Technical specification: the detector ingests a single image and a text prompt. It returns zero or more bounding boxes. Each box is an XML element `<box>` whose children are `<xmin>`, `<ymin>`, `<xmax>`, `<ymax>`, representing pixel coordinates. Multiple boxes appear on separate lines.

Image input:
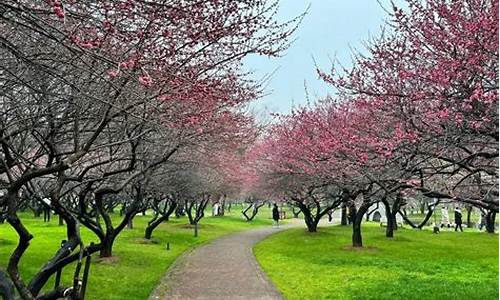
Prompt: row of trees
<box><xmin>240</xmin><ymin>0</ymin><xmax>498</xmax><ymax>246</ymax></box>
<box><xmin>0</xmin><ymin>1</ymin><xmax>302</xmax><ymax>299</ymax></box>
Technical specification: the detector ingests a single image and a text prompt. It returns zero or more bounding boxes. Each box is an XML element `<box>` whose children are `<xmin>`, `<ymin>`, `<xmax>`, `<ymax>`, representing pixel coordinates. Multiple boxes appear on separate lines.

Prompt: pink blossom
<box><xmin>53</xmin><ymin>6</ymin><xmax>65</xmax><ymax>19</ymax></box>
<box><xmin>138</xmin><ymin>75</ymin><xmax>153</xmax><ymax>87</ymax></box>
<box><xmin>107</xmin><ymin>69</ymin><xmax>119</xmax><ymax>79</ymax></box>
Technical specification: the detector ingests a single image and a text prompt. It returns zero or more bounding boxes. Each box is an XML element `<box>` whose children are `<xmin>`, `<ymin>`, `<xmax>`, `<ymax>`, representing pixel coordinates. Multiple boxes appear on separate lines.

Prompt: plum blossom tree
<box><xmin>319</xmin><ymin>0</ymin><xmax>498</xmax><ymax>221</ymax></box>
<box><xmin>249</xmin><ymin>0</ymin><xmax>497</xmax><ymax>246</ymax></box>
<box><xmin>0</xmin><ymin>0</ymin><xmax>302</xmax><ymax>298</ymax></box>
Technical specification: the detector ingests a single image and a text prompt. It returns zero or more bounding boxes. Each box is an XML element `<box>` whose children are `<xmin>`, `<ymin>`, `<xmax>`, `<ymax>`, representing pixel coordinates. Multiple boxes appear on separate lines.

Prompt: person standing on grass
<box><xmin>272</xmin><ymin>203</ymin><xmax>280</xmax><ymax>227</ymax></box>
<box><xmin>440</xmin><ymin>206</ymin><xmax>450</xmax><ymax>228</ymax></box>
<box><xmin>454</xmin><ymin>207</ymin><xmax>463</xmax><ymax>232</ymax></box>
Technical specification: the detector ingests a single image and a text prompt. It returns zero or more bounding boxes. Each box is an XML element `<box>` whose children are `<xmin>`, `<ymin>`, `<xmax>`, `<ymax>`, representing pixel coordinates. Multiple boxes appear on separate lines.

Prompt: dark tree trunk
<box><xmin>186</xmin><ymin>202</ymin><xmax>195</xmax><ymax>225</ymax></box>
<box><xmin>292</xmin><ymin>206</ymin><xmax>301</xmax><ymax>218</ymax></box>
<box><xmin>466</xmin><ymin>206</ymin><xmax>473</xmax><ymax>228</ymax></box>
<box><xmin>0</xmin><ymin>268</ymin><xmax>15</xmax><ymax>300</ymax></box>
<box><xmin>399</xmin><ymin>199</ymin><xmax>439</xmax><ymax>229</ymax></box>
<box><xmin>219</xmin><ymin>195</ymin><xmax>226</xmax><ymax>216</ymax></box>
<box><xmin>144</xmin><ymin>201</ymin><xmax>176</xmax><ymax>239</ymax></box>
<box><xmin>185</xmin><ymin>197</ymin><xmax>209</xmax><ymax>229</ymax></box>
<box><xmin>127</xmin><ymin>218</ymin><xmax>133</xmax><ymax>229</ymax></box>
<box><xmin>58</xmin><ymin>214</ymin><xmax>64</xmax><ymax>226</ymax></box>
<box><xmin>352</xmin><ymin>204</ymin><xmax>369</xmax><ymax>248</ymax></box>
<box><xmin>241</xmin><ymin>202</ymin><xmax>264</xmax><ymax>221</ymax></box>
<box><xmin>303</xmin><ymin>208</ymin><xmax>319</xmax><ymax>233</ymax></box>
<box><xmin>381</xmin><ymin>198</ymin><xmax>398</xmax><ymax>238</ymax></box>
<box><xmin>99</xmin><ymin>234</ymin><xmax>116</xmax><ymax>258</ymax></box>
<box><xmin>4</xmin><ymin>190</ymin><xmax>37</xmax><ymax>300</ymax></box>
<box><xmin>43</xmin><ymin>208</ymin><xmax>51</xmax><ymax>222</ymax></box>
<box><xmin>93</xmin><ymin>191</ymin><xmax>139</xmax><ymax>258</ymax></box>
<box><xmin>144</xmin><ymin>226</ymin><xmax>154</xmax><ymax>240</ymax></box>
<box><xmin>28</xmin><ymin>204</ymin><xmax>81</xmax><ymax>296</ymax></box>
<box><xmin>348</xmin><ymin>204</ymin><xmax>356</xmax><ymax>225</ymax></box>
<box><xmin>340</xmin><ymin>204</ymin><xmax>347</xmax><ymax>225</ymax></box>
<box><xmin>386</xmin><ymin>215</ymin><xmax>395</xmax><ymax>238</ymax></box>
<box><xmin>295</xmin><ymin>199</ymin><xmax>337</xmax><ymax>233</ymax></box>
<box><xmin>486</xmin><ymin>211</ymin><xmax>496</xmax><ymax>233</ymax></box>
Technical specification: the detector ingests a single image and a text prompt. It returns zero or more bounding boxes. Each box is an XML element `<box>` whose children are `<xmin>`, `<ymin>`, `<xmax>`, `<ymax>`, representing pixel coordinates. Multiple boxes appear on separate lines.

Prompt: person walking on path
<box><xmin>272</xmin><ymin>203</ymin><xmax>280</xmax><ymax>227</ymax></box>
<box><xmin>454</xmin><ymin>207</ymin><xmax>463</xmax><ymax>232</ymax></box>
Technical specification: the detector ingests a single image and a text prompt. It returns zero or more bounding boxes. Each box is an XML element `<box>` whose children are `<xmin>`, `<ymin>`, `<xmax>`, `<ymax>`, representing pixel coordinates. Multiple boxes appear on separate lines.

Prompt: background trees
<box><xmin>242</xmin><ymin>0</ymin><xmax>498</xmax><ymax>247</ymax></box>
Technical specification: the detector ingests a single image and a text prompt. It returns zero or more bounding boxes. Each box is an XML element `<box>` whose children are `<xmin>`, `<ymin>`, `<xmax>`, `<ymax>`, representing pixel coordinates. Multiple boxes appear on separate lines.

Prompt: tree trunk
<box><xmin>486</xmin><ymin>211</ymin><xmax>496</xmax><ymax>233</ymax></box>
<box><xmin>352</xmin><ymin>204</ymin><xmax>369</xmax><ymax>247</ymax></box>
<box><xmin>340</xmin><ymin>204</ymin><xmax>347</xmax><ymax>225</ymax></box>
<box><xmin>144</xmin><ymin>224</ymin><xmax>155</xmax><ymax>240</ymax></box>
<box><xmin>144</xmin><ymin>202</ymin><xmax>176</xmax><ymax>239</ymax></box>
<box><xmin>0</xmin><ymin>268</ymin><xmax>15</xmax><ymax>300</ymax></box>
<box><xmin>466</xmin><ymin>206</ymin><xmax>473</xmax><ymax>228</ymax></box>
<box><xmin>304</xmin><ymin>211</ymin><xmax>318</xmax><ymax>233</ymax></box>
<box><xmin>386</xmin><ymin>214</ymin><xmax>395</xmax><ymax>238</ymax></box>
<box><xmin>43</xmin><ymin>208</ymin><xmax>50</xmax><ymax>222</ymax></box>
<box><xmin>219</xmin><ymin>196</ymin><xmax>225</xmax><ymax>216</ymax></box>
<box><xmin>381</xmin><ymin>199</ymin><xmax>394</xmax><ymax>238</ymax></box>
<box><xmin>352</xmin><ymin>226</ymin><xmax>362</xmax><ymax>247</ymax></box>
<box><xmin>58</xmin><ymin>214</ymin><xmax>64</xmax><ymax>226</ymax></box>
<box><xmin>242</xmin><ymin>203</ymin><xmax>263</xmax><ymax>221</ymax></box>
<box><xmin>186</xmin><ymin>202</ymin><xmax>195</xmax><ymax>225</ymax></box>
<box><xmin>99</xmin><ymin>234</ymin><xmax>115</xmax><ymax>258</ymax></box>
<box><xmin>27</xmin><ymin>206</ymin><xmax>81</xmax><ymax>296</ymax></box>
<box><xmin>400</xmin><ymin>200</ymin><xmax>439</xmax><ymax>229</ymax></box>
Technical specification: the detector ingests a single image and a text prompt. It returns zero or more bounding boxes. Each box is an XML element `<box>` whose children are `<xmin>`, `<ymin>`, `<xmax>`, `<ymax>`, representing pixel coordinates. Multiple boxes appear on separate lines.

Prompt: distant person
<box><xmin>454</xmin><ymin>207</ymin><xmax>463</xmax><ymax>232</ymax></box>
<box><xmin>272</xmin><ymin>203</ymin><xmax>280</xmax><ymax>227</ymax></box>
<box><xmin>212</xmin><ymin>202</ymin><xmax>220</xmax><ymax>216</ymax></box>
<box><xmin>440</xmin><ymin>206</ymin><xmax>450</xmax><ymax>228</ymax></box>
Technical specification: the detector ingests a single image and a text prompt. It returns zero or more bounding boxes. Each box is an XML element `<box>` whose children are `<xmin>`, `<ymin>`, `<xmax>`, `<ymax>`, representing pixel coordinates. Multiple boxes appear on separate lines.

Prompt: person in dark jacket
<box><xmin>272</xmin><ymin>203</ymin><xmax>280</xmax><ymax>227</ymax></box>
<box><xmin>454</xmin><ymin>207</ymin><xmax>463</xmax><ymax>232</ymax></box>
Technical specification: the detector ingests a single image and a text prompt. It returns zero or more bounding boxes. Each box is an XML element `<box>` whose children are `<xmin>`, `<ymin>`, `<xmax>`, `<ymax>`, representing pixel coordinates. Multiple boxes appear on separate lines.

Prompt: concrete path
<box><xmin>148</xmin><ymin>223</ymin><xmax>297</xmax><ymax>300</ymax></box>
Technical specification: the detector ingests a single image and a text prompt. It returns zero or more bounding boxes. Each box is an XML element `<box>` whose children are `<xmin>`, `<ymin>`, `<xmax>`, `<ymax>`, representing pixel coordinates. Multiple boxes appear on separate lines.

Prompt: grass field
<box><xmin>0</xmin><ymin>204</ymin><xmax>282</xmax><ymax>300</ymax></box>
<box><xmin>254</xmin><ymin>224</ymin><xmax>499</xmax><ymax>300</ymax></box>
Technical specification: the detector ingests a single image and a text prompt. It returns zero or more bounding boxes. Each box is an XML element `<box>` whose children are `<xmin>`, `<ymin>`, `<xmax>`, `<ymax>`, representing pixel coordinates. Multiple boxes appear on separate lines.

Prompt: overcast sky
<box><xmin>245</xmin><ymin>0</ymin><xmax>396</xmax><ymax>117</ymax></box>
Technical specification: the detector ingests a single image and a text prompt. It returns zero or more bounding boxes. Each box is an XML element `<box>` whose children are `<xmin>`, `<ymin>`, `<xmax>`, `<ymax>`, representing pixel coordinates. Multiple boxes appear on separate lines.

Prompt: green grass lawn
<box><xmin>254</xmin><ymin>224</ymin><xmax>499</xmax><ymax>300</ymax></box>
<box><xmin>0</xmin><ymin>206</ymin><xmax>279</xmax><ymax>300</ymax></box>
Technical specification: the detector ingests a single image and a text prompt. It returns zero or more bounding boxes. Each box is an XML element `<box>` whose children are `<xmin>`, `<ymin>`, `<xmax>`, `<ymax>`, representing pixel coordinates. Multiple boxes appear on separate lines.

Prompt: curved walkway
<box><xmin>148</xmin><ymin>223</ymin><xmax>299</xmax><ymax>300</ymax></box>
